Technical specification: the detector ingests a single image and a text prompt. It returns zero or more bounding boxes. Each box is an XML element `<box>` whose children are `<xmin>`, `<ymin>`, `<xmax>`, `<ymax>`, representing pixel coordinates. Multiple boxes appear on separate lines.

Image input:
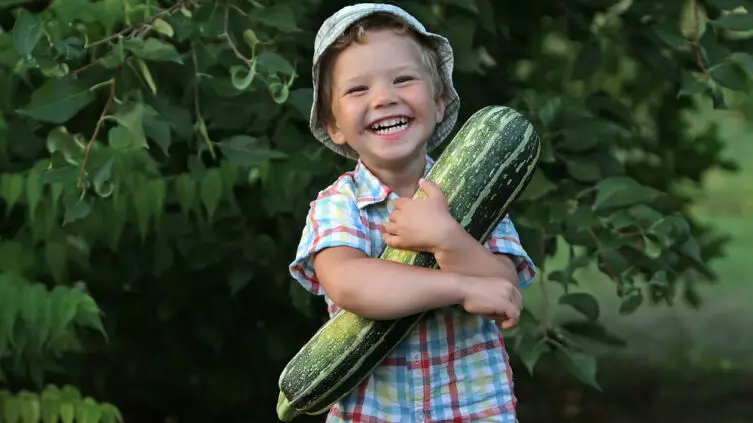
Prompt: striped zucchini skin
<box><xmin>277</xmin><ymin>105</ymin><xmax>541</xmax><ymax>421</ymax></box>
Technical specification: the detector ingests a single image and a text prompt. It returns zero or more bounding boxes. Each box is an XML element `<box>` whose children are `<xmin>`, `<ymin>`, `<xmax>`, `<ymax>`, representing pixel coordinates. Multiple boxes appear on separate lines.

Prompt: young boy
<box><xmin>289</xmin><ymin>3</ymin><xmax>536</xmax><ymax>422</ymax></box>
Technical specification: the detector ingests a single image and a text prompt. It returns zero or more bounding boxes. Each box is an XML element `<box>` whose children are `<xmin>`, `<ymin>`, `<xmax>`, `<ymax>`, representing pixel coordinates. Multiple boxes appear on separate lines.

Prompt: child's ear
<box><xmin>325</xmin><ymin>121</ymin><xmax>347</xmax><ymax>146</ymax></box>
<box><xmin>435</xmin><ymin>94</ymin><xmax>446</xmax><ymax>122</ymax></box>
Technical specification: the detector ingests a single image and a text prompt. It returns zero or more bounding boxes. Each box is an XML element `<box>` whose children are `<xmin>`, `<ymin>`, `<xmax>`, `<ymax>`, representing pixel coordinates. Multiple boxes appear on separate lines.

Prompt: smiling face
<box><xmin>323</xmin><ymin>28</ymin><xmax>446</xmax><ymax>171</ymax></box>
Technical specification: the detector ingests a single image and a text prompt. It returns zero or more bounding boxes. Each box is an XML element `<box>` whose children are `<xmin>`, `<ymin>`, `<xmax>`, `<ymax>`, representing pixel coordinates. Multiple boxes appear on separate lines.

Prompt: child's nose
<box><xmin>370</xmin><ymin>81</ymin><xmax>399</xmax><ymax>108</ymax></box>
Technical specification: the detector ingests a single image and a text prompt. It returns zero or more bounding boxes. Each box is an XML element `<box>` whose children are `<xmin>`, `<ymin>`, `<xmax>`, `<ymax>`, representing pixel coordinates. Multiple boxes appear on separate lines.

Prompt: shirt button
<box><xmin>411</xmin><ymin>352</ymin><xmax>420</xmax><ymax>362</ymax></box>
<box><xmin>415</xmin><ymin>411</ymin><xmax>424</xmax><ymax>421</ymax></box>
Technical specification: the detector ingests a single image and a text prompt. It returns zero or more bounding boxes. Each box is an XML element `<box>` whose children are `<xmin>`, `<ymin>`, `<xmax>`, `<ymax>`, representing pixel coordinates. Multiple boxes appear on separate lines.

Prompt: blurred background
<box><xmin>0</xmin><ymin>0</ymin><xmax>751</xmax><ymax>422</ymax></box>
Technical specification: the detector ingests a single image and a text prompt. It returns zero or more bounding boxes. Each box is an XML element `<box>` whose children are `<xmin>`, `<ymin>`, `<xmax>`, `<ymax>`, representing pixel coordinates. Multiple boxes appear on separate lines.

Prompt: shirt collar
<box><xmin>354</xmin><ymin>155</ymin><xmax>435</xmax><ymax>209</ymax></box>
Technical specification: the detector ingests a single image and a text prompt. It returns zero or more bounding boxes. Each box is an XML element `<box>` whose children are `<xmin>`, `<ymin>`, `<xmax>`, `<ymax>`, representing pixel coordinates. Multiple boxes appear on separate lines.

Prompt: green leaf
<box><xmin>269</xmin><ymin>82</ymin><xmax>289</xmax><ymax>104</ymax></box>
<box><xmin>655</xmin><ymin>28</ymin><xmax>689</xmax><ymax>48</ymax></box>
<box><xmin>123</xmin><ymin>38</ymin><xmax>183</xmax><ymax>63</ymax></box>
<box><xmin>136</xmin><ymin>58</ymin><xmax>158</xmax><ymax>94</ymax></box>
<box><xmin>252</xmin><ymin>5</ymin><xmax>300</xmax><ymax>32</ymax></box>
<box><xmin>572</xmin><ymin>40</ymin><xmax>601</xmax><ymax>80</ymax></box>
<box><xmin>92</xmin><ymin>157</ymin><xmax>115</xmax><ymax>197</ymax></box>
<box><xmin>710</xmin><ymin>62</ymin><xmax>748</xmax><ymax>91</ymax></box>
<box><xmin>174</xmin><ymin>173</ymin><xmax>196</xmax><ymax>217</ymax></box>
<box><xmin>108</xmin><ymin>102</ymin><xmax>147</xmax><ymax>149</ymax></box>
<box><xmin>2</xmin><ymin>393</ymin><xmax>22</xmax><ymax>423</ymax></box>
<box><xmin>20</xmin><ymin>391</ymin><xmax>41</xmax><ymax>423</ymax></box>
<box><xmin>48</xmin><ymin>285</ymin><xmax>80</xmax><ymax>339</ymax></box>
<box><xmin>228</xmin><ymin>267</ymin><xmax>254</xmax><ymax>295</ymax></box>
<box><xmin>18</xmin><ymin>282</ymin><xmax>47</xmax><ymax>349</ymax></box>
<box><xmin>243</xmin><ymin>29</ymin><xmax>260</xmax><ymax>49</ymax></box>
<box><xmin>99</xmin><ymin>403</ymin><xmax>124</xmax><ymax>423</ymax></box>
<box><xmin>26</xmin><ymin>164</ymin><xmax>43</xmax><ymax>219</ymax></box>
<box><xmin>712</xmin><ymin>84</ymin><xmax>727</xmax><ymax>109</ymax></box>
<box><xmin>619</xmin><ymin>290</ymin><xmax>643</xmax><ymax>314</ymax></box>
<box><xmin>709</xmin><ymin>0</ymin><xmax>749</xmax><ymax>9</ymax></box>
<box><xmin>593</xmin><ymin>177</ymin><xmax>663</xmax><ymax>210</ymax></box>
<box><xmin>288</xmin><ymin>88</ymin><xmax>313</xmax><ymax>119</ymax></box>
<box><xmin>515</xmin><ymin>332</ymin><xmax>548</xmax><ymax>375</ymax></box>
<box><xmin>76</xmin><ymin>397</ymin><xmax>102</xmax><ymax>423</ymax></box>
<box><xmin>1</xmin><ymin>173</ymin><xmax>24</xmax><ymax>215</ymax></box>
<box><xmin>63</xmin><ymin>198</ymin><xmax>91</xmax><ymax>226</ymax></box>
<box><xmin>217</xmin><ymin>135</ymin><xmax>287</xmax><ymax>167</ymax></box>
<box><xmin>0</xmin><ymin>241</ymin><xmax>34</xmax><ymax>273</ymax></box>
<box><xmin>72</xmin><ymin>291</ymin><xmax>106</xmax><ymax>337</ymax></box>
<box><xmin>41</xmin><ymin>386</ymin><xmax>62</xmax><ymax>423</ymax></box>
<box><xmin>559</xmin><ymin>292</ymin><xmax>600</xmax><ymax>321</ymax></box>
<box><xmin>100</xmin><ymin>38</ymin><xmax>126</xmax><ymax>69</ymax></box>
<box><xmin>565</xmin><ymin>158</ymin><xmax>601</xmax><ymax>182</ymax></box>
<box><xmin>679</xmin><ymin>237</ymin><xmax>704</xmax><ymax>264</ymax></box>
<box><xmin>143</xmin><ymin>112</ymin><xmax>172</xmax><ymax>156</ymax></box>
<box><xmin>45</xmin><ymin>242</ymin><xmax>68</xmax><ymax>283</ymax></box>
<box><xmin>518</xmin><ymin>170</ymin><xmax>556</xmax><ymax>201</ymax></box>
<box><xmin>678</xmin><ymin>72</ymin><xmax>712</xmax><ymax>97</ymax></box>
<box><xmin>728</xmin><ymin>52</ymin><xmax>753</xmax><ymax>75</ymax></box>
<box><xmin>560</xmin><ymin>321</ymin><xmax>627</xmax><ymax>347</ymax></box>
<box><xmin>709</xmin><ymin>12</ymin><xmax>753</xmax><ymax>31</ymax></box>
<box><xmin>200</xmin><ymin>169</ymin><xmax>223</xmax><ymax>219</ymax></box>
<box><xmin>12</xmin><ymin>9</ymin><xmax>43</xmax><ymax>57</ymax></box>
<box><xmin>153</xmin><ymin>18</ymin><xmax>174</xmax><ymax>38</ymax></box>
<box><xmin>642</xmin><ymin>235</ymin><xmax>663</xmax><ymax>259</ymax></box>
<box><xmin>628</xmin><ymin>204</ymin><xmax>664</xmax><ymax>225</ymax></box>
<box><xmin>442</xmin><ymin>0</ymin><xmax>478</xmax><ymax>13</ymax></box>
<box><xmin>46</xmin><ymin>126</ymin><xmax>85</xmax><ymax>165</ymax></box>
<box><xmin>555</xmin><ymin>348</ymin><xmax>600</xmax><ymax>390</ymax></box>
<box><xmin>230</xmin><ymin>62</ymin><xmax>256</xmax><ymax>90</ymax></box>
<box><xmin>256</xmin><ymin>52</ymin><xmax>296</xmax><ymax>76</ymax></box>
<box><xmin>16</xmin><ymin>77</ymin><xmax>96</xmax><ymax>123</ymax></box>
<box><xmin>566</xmin><ymin>206</ymin><xmax>600</xmax><ymax>230</ymax></box>
<box><xmin>0</xmin><ymin>275</ymin><xmax>19</xmax><ymax>353</ymax></box>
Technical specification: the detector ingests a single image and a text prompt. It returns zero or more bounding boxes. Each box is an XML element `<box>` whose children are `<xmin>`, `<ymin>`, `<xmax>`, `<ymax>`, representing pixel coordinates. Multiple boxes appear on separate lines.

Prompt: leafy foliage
<box><xmin>0</xmin><ymin>0</ymin><xmax>751</xmax><ymax>420</ymax></box>
<box><xmin>0</xmin><ymin>385</ymin><xmax>122</xmax><ymax>423</ymax></box>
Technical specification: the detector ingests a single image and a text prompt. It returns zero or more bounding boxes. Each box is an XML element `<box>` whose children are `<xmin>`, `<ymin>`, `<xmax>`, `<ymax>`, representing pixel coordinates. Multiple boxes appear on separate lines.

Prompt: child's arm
<box><xmin>312</xmin><ymin>246</ymin><xmax>517</xmax><ymax>320</ymax></box>
<box><xmin>434</xmin><ymin>216</ymin><xmax>527</xmax><ymax>282</ymax></box>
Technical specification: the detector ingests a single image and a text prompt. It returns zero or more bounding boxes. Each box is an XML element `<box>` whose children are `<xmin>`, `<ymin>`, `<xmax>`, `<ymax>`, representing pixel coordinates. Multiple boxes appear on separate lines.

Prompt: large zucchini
<box><xmin>277</xmin><ymin>105</ymin><xmax>541</xmax><ymax>421</ymax></box>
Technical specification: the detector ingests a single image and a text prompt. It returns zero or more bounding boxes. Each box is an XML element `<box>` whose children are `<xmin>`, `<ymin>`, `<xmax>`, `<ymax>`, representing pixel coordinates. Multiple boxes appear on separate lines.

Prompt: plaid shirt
<box><xmin>290</xmin><ymin>156</ymin><xmax>536</xmax><ymax>423</ymax></box>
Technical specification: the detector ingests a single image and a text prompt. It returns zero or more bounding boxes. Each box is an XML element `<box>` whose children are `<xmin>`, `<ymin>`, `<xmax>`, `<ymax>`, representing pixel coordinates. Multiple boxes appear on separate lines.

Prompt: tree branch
<box><xmin>78</xmin><ymin>74</ymin><xmax>119</xmax><ymax>186</ymax></box>
<box><xmin>85</xmin><ymin>2</ymin><xmax>185</xmax><ymax>50</ymax></box>
<box><xmin>691</xmin><ymin>0</ymin><xmax>710</xmax><ymax>78</ymax></box>
<box><xmin>192</xmin><ymin>45</ymin><xmax>201</xmax><ymax>120</ymax></box>
<box><xmin>223</xmin><ymin>0</ymin><xmax>253</xmax><ymax>68</ymax></box>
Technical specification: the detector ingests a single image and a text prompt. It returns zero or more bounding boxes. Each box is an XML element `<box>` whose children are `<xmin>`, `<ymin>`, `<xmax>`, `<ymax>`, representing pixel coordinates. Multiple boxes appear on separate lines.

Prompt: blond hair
<box><xmin>316</xmin><ymin>13</ymin><xmax>446</xmax><ymax>127</ymax></box>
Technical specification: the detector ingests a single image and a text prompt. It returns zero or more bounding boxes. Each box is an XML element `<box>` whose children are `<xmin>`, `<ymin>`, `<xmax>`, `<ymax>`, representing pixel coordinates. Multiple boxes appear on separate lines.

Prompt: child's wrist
<box><xmin>433</xmin><ymin>220</ymin><xmax>467</xmax><ymax>258</ymax></box>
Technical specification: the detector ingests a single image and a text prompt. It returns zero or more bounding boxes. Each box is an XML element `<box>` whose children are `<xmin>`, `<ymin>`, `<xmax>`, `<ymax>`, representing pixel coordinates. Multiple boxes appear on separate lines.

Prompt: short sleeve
<box><xmin>483</xmin><ymin>214</ymin><xmax>537</xmax><ymax>290</ymax></box>
<box><xmin>289</xmin><ymin>193</ymin><xmax>371</xmax><ymax>296</ymax></box>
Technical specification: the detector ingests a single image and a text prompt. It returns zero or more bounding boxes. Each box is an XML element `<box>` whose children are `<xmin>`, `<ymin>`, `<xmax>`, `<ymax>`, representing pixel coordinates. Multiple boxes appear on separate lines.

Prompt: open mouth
<box><xmin>368</xmin><ymin>116</ymin><xmax>413</xmax><ymax>135</ymax></box>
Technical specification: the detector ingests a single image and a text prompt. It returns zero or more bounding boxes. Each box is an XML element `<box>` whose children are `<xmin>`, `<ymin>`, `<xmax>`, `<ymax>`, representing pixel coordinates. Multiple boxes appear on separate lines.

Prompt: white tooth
<box><xmin>372</xmin><ymin>117</ymin><xmax>410</xmax><ymax>130</ymax></box>
<box><xmin>374</xmin><ymin>120</ymin><xmax>409</xmax><ymax>134</ymax></box>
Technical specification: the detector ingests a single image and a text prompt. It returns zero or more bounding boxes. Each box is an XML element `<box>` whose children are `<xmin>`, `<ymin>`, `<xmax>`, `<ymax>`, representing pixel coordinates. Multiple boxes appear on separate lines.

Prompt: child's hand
<box><xmin>382</xmin><ymin>179</ymin><xmax>459</xmax><ymax>253</ymax></box>
<box><xmin>460</xmin><ymin>276</ymin><xmax>522</xmax><ymax>329</ymax></box>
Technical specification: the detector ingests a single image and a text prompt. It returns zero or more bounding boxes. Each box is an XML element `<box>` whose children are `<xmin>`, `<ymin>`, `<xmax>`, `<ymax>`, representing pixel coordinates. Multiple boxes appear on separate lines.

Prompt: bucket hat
<box><xmin>309</xmin><ymin>3</ymin><xmax>461</xmax><ymax>160</ymax></box>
